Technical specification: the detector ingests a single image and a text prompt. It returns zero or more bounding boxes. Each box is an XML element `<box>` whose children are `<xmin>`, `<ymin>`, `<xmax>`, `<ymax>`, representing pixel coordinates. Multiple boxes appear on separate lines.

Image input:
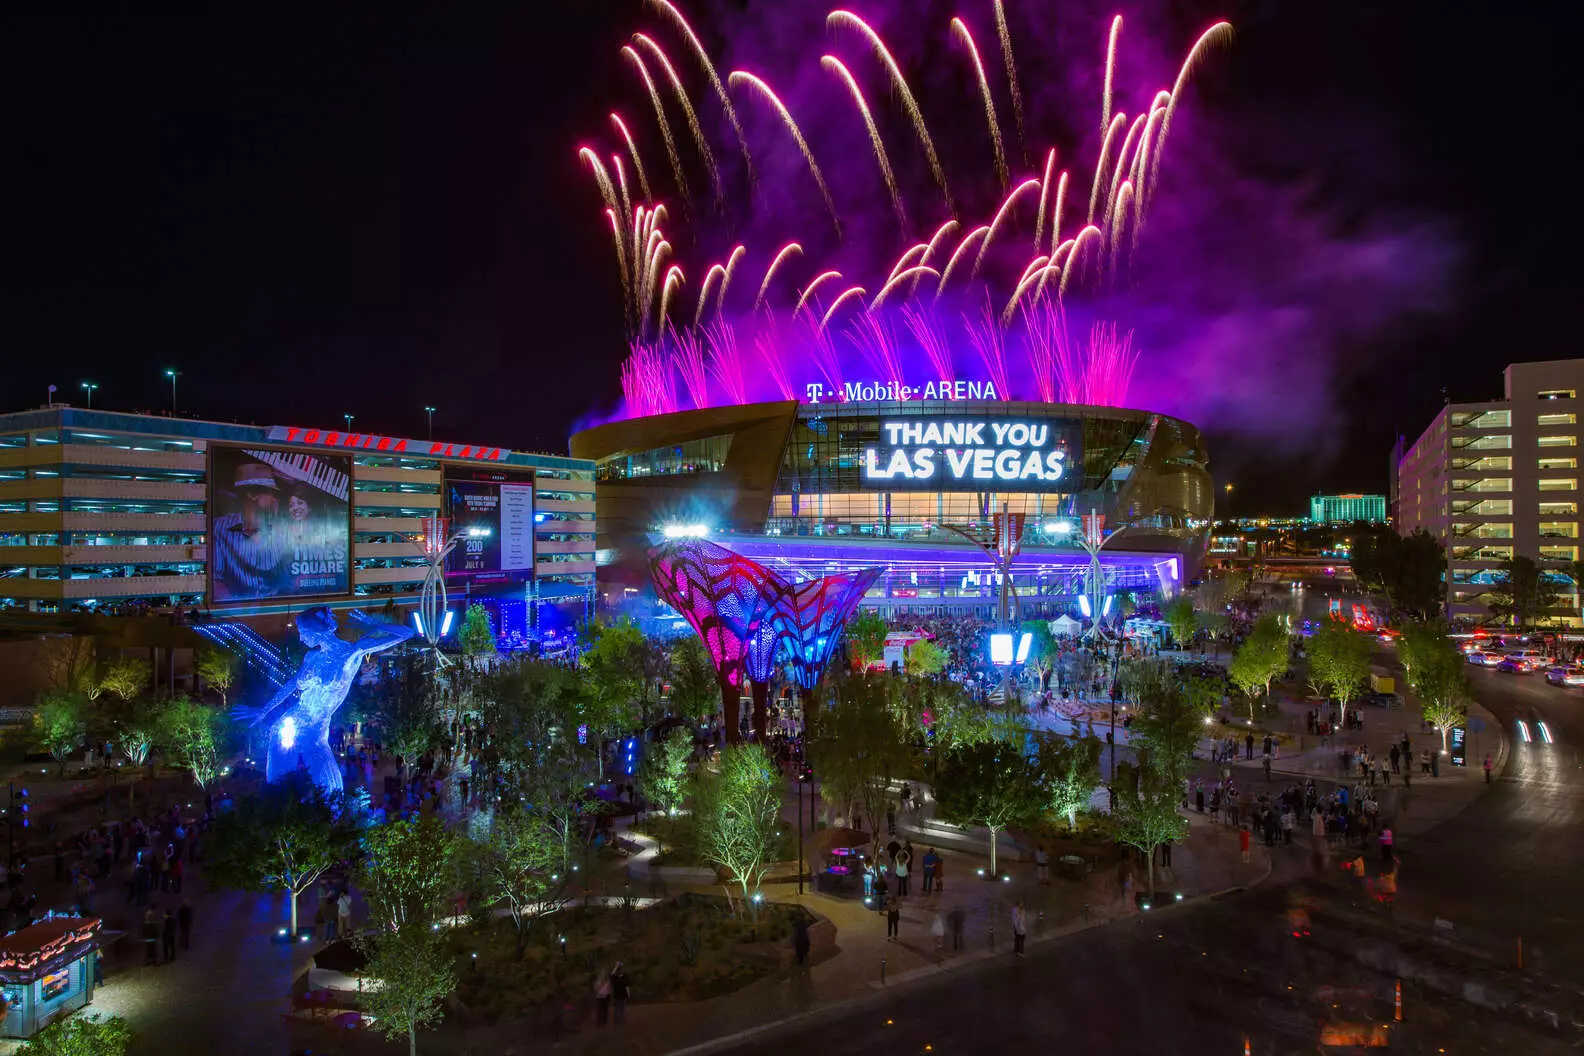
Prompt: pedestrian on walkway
<box><xmin>922</xmin><ymin>848</ymin><xmax>938</xmax><ymax>893</ymax></box>
<box><xmin>1389</xmin><ymin>744</ymin><xmax>1400</xmax><ymax>774</ymax></box>
<box><xmin>1245</xmin><ymin>732</ymin><xmax>1255</xmax><ymax>760</ymax></box>
<box><xmin>931</xmin><ymin>912</ymin><xmax>945</xmax><ymax>955</ymax></box>
<box><xmin>594</xmin><ymin>971</ymin><xmax>612</xmax><ymax>1026</ymax></box>
<box><xmin>885</xmin><ymin>896</ymin><xmax>900</xmax><ymax>941</ymax></box>
<box><xmin>1034</xmin><ymin>846</ymin><xmax>1050</xmax><ymax>885</ymax></box>
<box><xmin>1238</xmin><ymin>825</ymin><xmax>1250</xmax><ymax>864</ymax></box>
<box><xmin>609</xmin><ymin>962</ymin><xmax>630</xmax><ymax>1025</ymax></box>
<box><xmin>895</xmin><ymin>850</ymin><xmax>910</xmax><ymax>897</ymax></box>
<box><xmin>1010</xmin><ymin>901</ymin><xmax>1027</xmax><ymax>956</ymax></box>
<box><xmin>337</xmin><ymin>890</ymin><xmax>353</xmax><ymax>937</ymax></box>
<box><xmin>934</xmin><ymin>853</ymin><xmax>946</xmax><ymax>893</ymax></box>
<box><xmin>142</xmin><ymin>905</ymin><xmax>160</xmax><ymax>966</ymax></box>
<box><xmin>948</xmin><ymin>905</ymin><xmax>965</xmax><ymax>950</ymax></box>
<box><xmin>161</xmin><ymin>908</ymin><xmax>177</xmax><ymax>964</ymax></box>
<box><xmin>1484</xmin><ymin>754</ymin><xmax>1493</xmax><ymax>783</ymax></box>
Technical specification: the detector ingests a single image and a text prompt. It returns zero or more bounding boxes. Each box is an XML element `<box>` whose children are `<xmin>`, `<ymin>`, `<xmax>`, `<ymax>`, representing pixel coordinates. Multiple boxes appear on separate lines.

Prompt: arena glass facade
<box><xmin>571</xmin><ymin>399</ymin><xmax>1213</xmax><ymax>618</ymax></box>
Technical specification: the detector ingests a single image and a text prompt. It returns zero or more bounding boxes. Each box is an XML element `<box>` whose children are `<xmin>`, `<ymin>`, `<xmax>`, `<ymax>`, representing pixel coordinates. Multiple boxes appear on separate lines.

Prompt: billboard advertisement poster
<box><xmin>859</xmin><ymin>416</ymin><xmax>1083</xmax><ymax>492</ymax></box>
<box><xmin>209</xmin><ymin>445</ymin><xmax>351</xmax><ymax>602</ymax></box>
<box><xmin>446</xmin><ymin>473</ymin><xmax>535</xmax><ymax>582</ymax></box>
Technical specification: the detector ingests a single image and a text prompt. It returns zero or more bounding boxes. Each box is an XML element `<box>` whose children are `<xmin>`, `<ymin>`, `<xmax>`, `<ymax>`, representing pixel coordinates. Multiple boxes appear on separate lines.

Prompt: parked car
<box><xmin>1545</xmin><ymin>665</ymin><xmax>1584</xmax><ymax>687</ymax></box>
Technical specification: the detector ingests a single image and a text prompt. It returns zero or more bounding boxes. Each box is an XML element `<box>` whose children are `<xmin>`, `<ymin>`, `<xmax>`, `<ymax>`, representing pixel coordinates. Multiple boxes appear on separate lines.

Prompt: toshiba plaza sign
<box><xmin>860</xmin><ymin>416</ymin><xmax>1081</xmax><ymax>491</ymax></box>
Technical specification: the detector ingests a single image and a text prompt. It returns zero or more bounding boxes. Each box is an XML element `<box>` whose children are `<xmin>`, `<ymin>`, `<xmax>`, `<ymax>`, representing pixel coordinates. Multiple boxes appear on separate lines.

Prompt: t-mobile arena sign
<box><xmin>860</xmin><ymin>416</ymin><xmax>1081</xmax><ymax>491</ymax></box>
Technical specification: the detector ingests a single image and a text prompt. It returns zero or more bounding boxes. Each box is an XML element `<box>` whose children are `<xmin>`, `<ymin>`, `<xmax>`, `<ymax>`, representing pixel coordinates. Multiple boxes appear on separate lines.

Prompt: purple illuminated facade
<box><xmin>647</xmin><ymin>539</ymin><xmax>880</xmax><ymax>740</ymax></box>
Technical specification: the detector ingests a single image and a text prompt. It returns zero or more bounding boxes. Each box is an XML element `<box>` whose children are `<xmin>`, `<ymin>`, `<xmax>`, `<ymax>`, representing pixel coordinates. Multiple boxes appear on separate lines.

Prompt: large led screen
<box><xmin>858</xmin><ymin>415</ymin><xmax>1082</xmax><ymax>492</ymax></box>
<box><xmin>209</xmin><ymin>445</ymin><xmax>351</xmax><ymax>602</ymax></box>
<box><xmin>445</xmin><ymin>474</ymin><xmax>535</xmax><ymax>583</ymax></box>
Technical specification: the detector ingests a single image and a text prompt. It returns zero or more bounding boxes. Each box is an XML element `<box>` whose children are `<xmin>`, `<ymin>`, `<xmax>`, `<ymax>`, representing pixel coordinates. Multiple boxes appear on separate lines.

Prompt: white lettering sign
<box><xmin>804</xmin><ymin>379</ymin><xmax>1000</xmax><ymax>404</ymax></box>
<box><xmin>858</xmin><ymin>416</ymin><xmax>1076</xmax><ymax>492</ymax></box>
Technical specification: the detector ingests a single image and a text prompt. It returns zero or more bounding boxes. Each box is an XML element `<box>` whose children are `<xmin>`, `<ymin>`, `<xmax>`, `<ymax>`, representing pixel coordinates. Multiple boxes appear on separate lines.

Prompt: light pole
<box><xmin>424</xmin><ymin>406</ymin><xmax>437</xmax><ymax>441</ymax></box>
<box><xmin>165</xmin><ymin>369</ymin><xmax>180</xmax><ymax>414</ymax></box>
<box><xmin>343</xmin><ymin>413</ymin><xmax>355</xmax><ymax>432</ymax></box>
<box><xmin>80</xmin><ymin>382</ymin><xmax>98</xmax><ymax>408</ymax></box>
<box><xmin>418</xmin><ymin>519</ymin><xmax>490</xmax><ymax>665</ymax></box>
<box><xmin>1223</xmin><ymin>482</ymin><xmax>1234</xmax><ymax>526</ymax></box>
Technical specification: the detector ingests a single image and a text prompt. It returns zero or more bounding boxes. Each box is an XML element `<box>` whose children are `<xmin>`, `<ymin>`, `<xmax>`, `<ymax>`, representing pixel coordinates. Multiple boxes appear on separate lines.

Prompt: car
<box><xmin>1466</xmin><ymin>650</ymin><xmax>1504</xmax><ymax>667</ymax></box>
<box><xmin>1545</xmin><ymin>665</ymin><xmax>1584</xmax><ymax>686</ymax></box>
<box><xmin>1495</xmin><ymin>657</ymin><xmax>1531</xmax><ymax>674</ymax></box>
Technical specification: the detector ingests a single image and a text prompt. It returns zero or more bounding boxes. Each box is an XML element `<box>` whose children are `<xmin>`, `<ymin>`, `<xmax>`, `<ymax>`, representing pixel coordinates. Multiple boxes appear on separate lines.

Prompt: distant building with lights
<box><xmin>1394</xmin><ymin>359</ymin><xmax>1584</xmax><ymax>625</ymax></box>
<box><xmin>1309</xmin><ymin>494</ymin><xmax>1387</xmax><ymax>525</ymax></box>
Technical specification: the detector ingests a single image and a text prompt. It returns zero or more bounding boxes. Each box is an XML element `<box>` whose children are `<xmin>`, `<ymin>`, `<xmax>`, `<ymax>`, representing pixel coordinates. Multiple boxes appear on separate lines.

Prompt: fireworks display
<box><xmin>581</xmin><ymin>2</ymin><xmax>1232</xmax><ymax>419</ymax></box>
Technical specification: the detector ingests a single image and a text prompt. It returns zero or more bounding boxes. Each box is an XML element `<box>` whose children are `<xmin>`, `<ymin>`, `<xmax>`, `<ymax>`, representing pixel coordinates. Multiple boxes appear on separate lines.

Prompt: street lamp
<box><xmin>1223</xmin><ymin>482</ymin><xmax>1234</xmax><ymax>525</ymax></box>
<box><xmin>343</xmin><ymin>413</ymin><xmax>355</xmax><ymax>432</ymax></box>
<box><xmin>165</xmin><ymin>369</ymin><xmax>180</xmax><ymax>413</ymax></box>
<box><xmin>80</xmin><ymin>382</ymin><xmax>98</xmax><ymax>409</ymax></box>
<box><xmin>424</xmin><ymin>406</ymin><xmax>437</xmax><ymax>441</ymax></box>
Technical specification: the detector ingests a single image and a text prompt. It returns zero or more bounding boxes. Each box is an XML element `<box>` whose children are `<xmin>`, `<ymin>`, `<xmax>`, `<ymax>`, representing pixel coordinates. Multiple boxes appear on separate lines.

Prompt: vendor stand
<box><xmin>0</xmin><ymin>916</ymin><xmax>101</xmax><ymax>1039</ymax></box>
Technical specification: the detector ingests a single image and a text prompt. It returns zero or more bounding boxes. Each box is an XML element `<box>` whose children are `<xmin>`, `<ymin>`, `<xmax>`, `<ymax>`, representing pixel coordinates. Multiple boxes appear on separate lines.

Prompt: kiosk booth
<box><xmin>0</xmin><ymin>917</ymin><xmax>101</xmax><ymax>1039</ymax></box>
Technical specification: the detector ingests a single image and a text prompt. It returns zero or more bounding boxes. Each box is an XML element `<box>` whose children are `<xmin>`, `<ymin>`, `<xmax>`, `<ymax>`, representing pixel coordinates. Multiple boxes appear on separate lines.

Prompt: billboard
<box><xmin>209</xmin><ymin>445</ymin><xmax>351</xmax><ymax>602</ymax></box>
<box><xmin>859</xmin><ymin>415</ymin><xmax>1082</xmax><ymax>492</ymax></box>
<box><xmin>445</xmin><ymin>472</ymin><xmax>535</xmax><ymax>583</ymax></box>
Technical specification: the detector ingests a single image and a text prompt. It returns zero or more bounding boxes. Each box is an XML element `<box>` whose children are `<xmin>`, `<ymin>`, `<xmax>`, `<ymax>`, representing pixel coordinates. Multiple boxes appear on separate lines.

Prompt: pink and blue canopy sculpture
<box><xmin>647</xmin><ymin>539</ymin><xmax>878</xmax><ymax>739</ymax></box>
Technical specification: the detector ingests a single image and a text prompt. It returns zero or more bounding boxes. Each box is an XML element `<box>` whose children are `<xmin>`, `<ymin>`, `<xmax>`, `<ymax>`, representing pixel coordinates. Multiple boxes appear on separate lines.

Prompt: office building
<box><xmin>1309</xmin><ymin>494</ymin><xmax>1387</xmax><ymax>525</ymax></box>
<box><xmin>1394</xmin><ymin>359</ymin><xmax>1584</xmax><ymax>624</ymax></box>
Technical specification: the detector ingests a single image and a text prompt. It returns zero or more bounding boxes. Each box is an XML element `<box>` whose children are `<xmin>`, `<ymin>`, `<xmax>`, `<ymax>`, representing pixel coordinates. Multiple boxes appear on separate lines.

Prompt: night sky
<box><xmin>2</xmin><ymin>2</ymin><xmax>1579</xmax><ymax>514</ymax></box>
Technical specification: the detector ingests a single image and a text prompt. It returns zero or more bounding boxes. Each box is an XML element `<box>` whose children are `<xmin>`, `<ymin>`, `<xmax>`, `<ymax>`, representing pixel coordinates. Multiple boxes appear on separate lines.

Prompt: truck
<box><xmin>1368</xmin><ymin>673</ymin><xmax>1394</xmax><ymax>695</ymax></box>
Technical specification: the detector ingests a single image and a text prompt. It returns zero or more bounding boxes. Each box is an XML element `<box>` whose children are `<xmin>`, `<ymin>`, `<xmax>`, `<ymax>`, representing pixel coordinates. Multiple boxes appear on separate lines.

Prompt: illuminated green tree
<box><xmin>156</xmin><ymin>697</ymin><xmax>227</xmax><ymax>788</ymax></box>
<box><xmin>668</xmin><ymin>635</ymin><xmax>718</xmax><ymax>719</ymax></box>
<box><xmin>33</xmin><ymin>692</ymin><xmax>87</xmax><ymax>777</ymax></box>
<box><xmin>474</xmin><ymin>805</ymin><xmax>567</xmax><ymax>959</ymax></box>
<box><xmin>360</xmin><ymin>926</ymin><xmax>456</xmax><ymax>1056</ymax></box>
<box><xmin>17</xmin><ymin>1013</ymin><xmax>134</xmax><ymax>1056</ymax></box>
<box><xmin>1228</xmin><ymin>615</ymin><xmax>1288</xmax><ymax>721</ymax></box>
<box><xmin>845</xmin><ymin>610</ymin><xmax>889</xmax><ymax>670</ymax></box>
<box><xmin>97</xmin><ymin>656</ymin><xmax>151</xmax><ymax>703</ymax></box>
<box><xmin>1308</xmin><ymin>621</ymin><xmax>1375</xmax><ymax>722</ymax></box>
<box><xmin>1164</xmin><ymin>597</ymin><xmax>1198</xmax><ymax>648</ymax></box>
<box><xmin>934</xmin><ymin>739</ymin><xmax>1044</xmax><ymax>875</ymax></box>
<box><xmin>1037</xmin><ymin>733</ymin><xmax>1103</xmax><ymax>831</ymax></box>
<box><xmin>458</xmin><ymin>603</ymin><xmax>497</xmax><ymax>658</ymax></box>
<box><xmin>638</xmin><ymin>726</ymin><xmax>692</xmax><ymax>815</ymax></box>
<box><xmin>195</xmin><ymin>647</ymin><xmax>238</xmax><ymax>706</ymax></box>
<box><xmin>358</xmin><ymin>813</ymin><xmax>464</xmax><ymax>935</ymax></box>
<box><xmin>691</xmin><ymin>743</ymin><xmax>782</xmax><ymax>916</ymax></box>
<box><xmin>1113</xmin><ymin>753</ymin><xmax>1189</xmax><ymax>900</ymax></box>
<box><xmin>905</xmin><ymin>638</ymin><xmax>948</xmax><ymax>677</ymax></box>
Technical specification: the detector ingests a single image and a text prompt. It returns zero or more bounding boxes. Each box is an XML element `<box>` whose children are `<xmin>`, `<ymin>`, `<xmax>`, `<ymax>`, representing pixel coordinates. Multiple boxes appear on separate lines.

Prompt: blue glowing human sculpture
<box><xmin>234</xmin><ymin>606</ymin><xmax>414</xmax><ymax>793</ymax></box>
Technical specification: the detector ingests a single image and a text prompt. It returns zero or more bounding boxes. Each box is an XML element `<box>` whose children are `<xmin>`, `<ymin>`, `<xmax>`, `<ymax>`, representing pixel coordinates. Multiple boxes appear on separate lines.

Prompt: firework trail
<box><xmin>901</xmin><ymin>305</ymin><xmax>955</xmax><ymax>381</ymax></box>
<box><xmin>1108</xmin><ymin>180</ymin><xmax>1134</xmax><ymax>280</ymax></box>
<box><xmin>705</xmin><ymin>320</ymin><xmax>747</xmax><ymax>404</ymax></box>
<box><xmin>800</xmin><ymin>311</ymin><xmax>846</xmax><ymax>393</ymax></box>
<box><xmin>622</xmin><ymin>46</ymin><xmax>689</xmax><ymax>204</ymax></box>
<box><xmin>937</xmin><ymin>225</ymin><xmax>990</xmax><ymax>296</ymax></box>
<box><xmin>611</xmin><ymin>155</ymin><xmax>632</xmax><ymax>222</ymax></box>
<box><xmin>1047</xmin><ymin>169</ymin><xmax>1069</xmax><ymax>258</ymax></box>
<box><xmin>1088</xmin><ymin>113</ymin><xmax>1126</xmax><ymax>226</ymax></box>
<box><xmin>922</xmin><ymin>220</ymin><xmax>961</xmax><ymax>267</ymax></box>
<box><xmin>645</xmin><ymin>0</ymin><xmax>754</xmax><ymax>180</ymax></box>
<box><xmin>822</xmin><ymin>54</ymin><xmax>905</xmax><ymax>229</ymax></box>
<box><xmin>951</xmin><ymin>17</ymin><xmax>1008</xmax><ymax>194</ymax></box>
<box><xmin>609</xmin><ymin>113</ymin><xmax>652</xmax><ymax>203</ymax></box>
<box><xmin>633</xmin><ymin>33</ymin><xmax>721</xmax><ymax>200</ymax></box>
<box><xmin>1150</xmin><ymin>22</ymin><xmax>1234</xmax><ymax>202</ymax></box>
<box><xmin>872</xmin><ymin>266</ymin><xmax>940</xmax><ymax>311</ymax></box>
<box><xmin>753</xmin><ymin>313</ymin><xmax>795</xmax><ymax>398</ymax></box>
<box><xmin>579</xmin><ymin>148</ymin><xmax>619</xmax><ymax>219</ymax></box>
<box><xmin>672</xmin><ymin>326</ymin><xmax>711</xmax><ymax>408</ymax></box>
<box><xmin>659</xmin><ymin>265</ymin><xmax>686</xmax><ymax>336</ymax></box>
<box><xmin>1081</xmin><ymin>321</ymin><xmax>1140</xmax><ymax>405</ymax></box>
<box><xmin>820</xmin><ymin>286</ymin><xmax>868</xmax><ymax>331</ymax></box>
<box><xmin>887</xmin><ymin>243</ymin><xmax>930</xmax><ymax>285</ymax></box>
<box><xmin>828</xmin><ymin>9</ymin><xmax>951</xmax><ymax>209</ymax></box>
<box><xmin>697</xmin><ymin>262</ymin><xmax>726</xmax><ymax>325</ymax></box>
<box><xmin>755</xmin><ymin>242</ymin><xmax>802</xmax><ymax>310</ymax></box>
<box><xmin>1059</xmin><ymin>225</ymin><xmax>1104</xmax><ymax>297</ymax></box>
<box><xmin>973</xmin><ymin>178</ymin><xmax>1042</xmax><ymax>281</ymax></box>
<box><xmin>1034</xmin><ymin>148</ymin><xmax>1056</xmax><ymax>252</ymax></box>
<box><xmin>1020</xmin><ymin>298</ymin><xmax>1060</xmax><ymax>403</ymax></box>
<box><xmin>1003</xmin><ymin>254</ymin><xmax>1051</xmax><ymax>323</ymax></box>
<box><xmin>965</xmin><ymin>296</ymin><xmax>1012</xmax><ymax>398</ymax></box>
<box><xmin>604</xmin><ymin>208</ymin><xmax>631</xmax><ymax>322</ymax></box>
<box><xmin>729</xmin><ymin>71</ymin><xmax>840</xmax><ymax>235</ymax></box>
<box><xmin>850</xmin><ymin>313</ymin><xmax>908</xmax><ymax>398</ymax></box>
<box><xmin>1101</xmin><ymin>15</ymin><xmax>1122</xmax><ymax>138</ymax></box>
<box><xmin>993</xmin><ymin>0</ymin><xmax>1027</xmax><ymax>165</ymax></box>
<box><xmin>1103</xmin><ymin>113</ymin><xmax>1146</xmax><ymax>231</ymax></box>
<box><xmin>716</xmin><ymin>244</ymin><xmax>747</xmax><ymax>315</ymax></box>
<box><xmin>794</xmin><ymin>270</ymin><xmax>844</xmax><ymax>320</ymax></box>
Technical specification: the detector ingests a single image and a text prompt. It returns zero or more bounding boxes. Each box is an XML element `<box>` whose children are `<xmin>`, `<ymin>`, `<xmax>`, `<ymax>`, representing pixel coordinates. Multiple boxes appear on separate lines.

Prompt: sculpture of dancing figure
<box><xmin>233</xmin><ymin>606</ymin><xmax>414</xmax><ymax>792</ymax></box>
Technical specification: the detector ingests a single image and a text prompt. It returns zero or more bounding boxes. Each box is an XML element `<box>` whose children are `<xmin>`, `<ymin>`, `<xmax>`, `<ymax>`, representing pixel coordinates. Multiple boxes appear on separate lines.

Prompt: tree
<box><xmin>1164</xmin><ymin>597</ymin><xmax>1197</xmax><ymax>648</ymax></box>
<box><xmin>1351</xmin><ymin>527</ymin><xmax>1446</xmax><ymax>620</ymax></box>
<box><xmin>1113</xmin><ymin>752</ymin><xmax>1189</xmax><ymax>900</ymax></box>
<box><xmin>691</xmin><ymin>743</ymin><xmax>782</xmax><ymax>915</ymax></box>
<box><xmin>1020</xmin><ymin>620</ymin><xmax>1056</xmax><ymax>690</ymax></box>
<box><xmin>32</xmin><ymin>692</ymin><xmax>87</xmax><ymax>777</ymax></box>
<box><xmin>97</xmin><ymin>656</ymin><xmax>151</xmax><ymax>703</ymax></box>
<box><xmin>1399</xmin><ymin>627</ymin><xmax>1469</xmax><ymax>752</ymax></box>
<box><xmin>458</xmin><ymin>603</ymin><xmax>498</xmax><ymax>658</ymax></box>
<box><xmin>157</xmin><ymin>697</ymin><xmax>226</xmax><ymax>788</ymax></box>
<box><xmin>637</xmin><ymin>726</ymin><xmax>692</xmax><ymax>815</ymax></box>
<box><xmin>1128</xmin><ymin>666</ymin><xmax>1204</xmax><ymax>793</ymax></box>
<box><xmin>364</xmin><ymin>649</ymin><xmax>441</xmax><ymax>763</ymax></box>
<box><xmin>904</xmin><ymin>638</ymin><xmax>947</xmax><ymax>677</ymax></box>
<box><xmin>1227</xmin><ymin>615</ymin><xmax>1288</xmax><ymax>721</ymax></box>
<box><xmin>807</xmin><ymin>674</ymin><xmax>910</xmax><ymax>837</ymax></box>
<box><xmin>195</xmin><ymin>647</ymin><xmax>238</xmax><ymax>706</ymax></box>
<box><xmin>358</xmin><ymin>813</ymin><xmax>463</xmax><ymax>935</ymax></box>
<box><xmin>668</xmin><ymin>635</ymin><xmax>718</xmax><ymax>719</ymax></box>
<box><xmin>1487</xmin><ymin>554</ymin><xmax>1561</xmax><ymax>629</ymax></box>
<box><xmin>16</xmin><ymin>1013</ymin><xmax>135</xmax><ymax>1056</ymax></box>
<box><xmin>1308</xmin><ymin>622</ymin><xmax>1375</xmax><ymax>723</ymax></box>
<box><xmin>106</xmin><ymin>699</ymin><xmax>160</xmax><ymax>805</ymax></box>
<box><xmin>581</xmin><ymin>617</ymin><xmax>663</xmax><ymax>725</ymax></box>
<box><xmin>1037</xmin><ymin>733</ymin><xmax>1102</xmax><ymax>831</ymax></box>
<box><xmin>933</xmin><ymin>739</ymin><xmax>1044</xmax><ymax>876</ymax></box>
<box><xmin>474</xmin><ymin>805</ymin><xmax>567</xmax><ymax>958</ymax></box>
<box><xmin>845</xmin><ymin>609</ymin><xmax>889</xmax><ymax>670</ymax></box>
<box><xmin>360</xmin><ymin>926</ymin><xmax>456</xmax><ymax>1056</ymax></box>
<box><xmin>206</xmin><ymin>774</ymin><xmax>354</xmax><ymax>934</ymax></box>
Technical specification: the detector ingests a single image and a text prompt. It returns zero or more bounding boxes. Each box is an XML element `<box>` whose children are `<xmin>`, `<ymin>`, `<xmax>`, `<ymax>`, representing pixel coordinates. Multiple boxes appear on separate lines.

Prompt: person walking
<box><xmin>161</xmin><ymin>908</ymin><xmax>177</xmax><ymax>964</ymax></box>
<box><xmin>1245</xmin><ymin>732</ymin><xmax>1255</xmax><ymax>760</ymax></box>
<box><xmin>594</xmin><ymin>971</ymin><xmax>612</xmax><ymax>1026</ymax></box>
<box><xmin>885</xmin><ymin>896</ymin><xmax>901</xmax><ymax>941</ymax></box>
<box><xmin>1010</xmin><ymin>901</ymin><xmax>1028</xmax><ymax>956</ymax></box>
<box><xmin>894</xmin><ymin>848</ymin><xmax>910</xmax><ymax>897</ymax></box>
<box><xmin>1238</xmin><ymin>825</ymin><xmax>1251</xmax><ymax>864</ymax></box>
<box><xmin>1483</xmin><ymin>754</ymin><xmax>1493</xmax><ymax>783</ymax></box>
<box><xmin>1389</xmin><ymin>744</ymin><xmax>1401</xmax><ymax>774</ymax></box>
<box><xmin>931</xmin><ymin>911</ymin><xmax>945</xmax><ymax>956</ymax></box>
<box><xmin>1034</xmin><ymin>846</ymin><xmax>1050</xmax><ymax>885</ymax></box>
<box><xmin>933</xmin><ymin>853</ymin><xmax>946</xmax><ymax>893</ymax></box>
<box><xmin>609</xmin><ymin>962</ymin><xmax>630</xmax><ymax>1025</ymax></box>
<box><xmin>922</xmin><ymin>848</ymin><xmax>938</xmax><ymax>894</ymax></box>
<box><xmin>337</xmin><ymin>890</ymin><xmax>353</xmax><ymax>938</ymax></box>
<box><xmin>142</xmin><ymin>905</ymin><xmax>161</xmax><ymax>966</ymax></box>
<box><xmin>948</xmin><ymin>905</ymin><xmax>965</xmax><ymax>951</ymax></box>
